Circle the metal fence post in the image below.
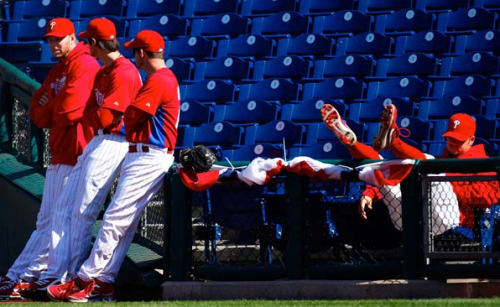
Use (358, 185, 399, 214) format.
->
(284, 172, 306, 279)
(168, 173, 192, 281)
(401, 163, 424, 279)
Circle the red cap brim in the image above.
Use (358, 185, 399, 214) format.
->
(442, 131, 469, 142)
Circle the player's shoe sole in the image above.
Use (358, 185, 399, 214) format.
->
(372, 104, 398, 151)
(321, 104, 357, 146)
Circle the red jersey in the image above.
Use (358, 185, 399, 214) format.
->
(30, 42, 99, 165)
(363, 144, 500, 229)
(124, 67, 180, 149)
(441, 144, 500, 229)
(83, 56, 142, 134)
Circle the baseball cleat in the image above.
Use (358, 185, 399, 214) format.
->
(321, 104, 357, 146)
(47, 278, 87, 302)
(0, 278, 26, 300)
(68, 279, 116, 303)
(372, 103, 399, 151)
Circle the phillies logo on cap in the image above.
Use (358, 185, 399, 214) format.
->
(50, 21, 56, 30)
(453, 120, 460, 129)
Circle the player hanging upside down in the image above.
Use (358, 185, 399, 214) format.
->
(320, 103, 500, 235)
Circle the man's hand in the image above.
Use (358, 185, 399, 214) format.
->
(38, 92, 49, 106)
(358, 195, 373, 220)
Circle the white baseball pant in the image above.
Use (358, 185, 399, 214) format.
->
(7, 164, 73, 281)
(77, 146, 174, 283)
(40, 133, 129, 281)
(376, 154, 460, 235)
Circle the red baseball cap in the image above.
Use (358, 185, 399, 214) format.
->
(43, 18, 75, 38)
(124, 30, 165, 52)
(78, 17, 116, 41)
(442, 113, 476, 142)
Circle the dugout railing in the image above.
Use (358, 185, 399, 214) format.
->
(4, 57, 500, 282)
(167, 157, 500, 281)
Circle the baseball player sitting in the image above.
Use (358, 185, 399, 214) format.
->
(26, 17, 143, 297)
(320, 103, 500, 236)
(48, 30, 179, 302)
(0, 18, 99, 300)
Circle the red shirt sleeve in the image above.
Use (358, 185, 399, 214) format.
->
(30, 80, 54, 128)
(362, 185, 383, 202)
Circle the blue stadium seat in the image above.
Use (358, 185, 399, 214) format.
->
(485, 99, 500, 119)
(432, 75, 494, 98)
(217, 34, 275, 59)
(395, 31, 453, 55)
(194, 56, 252, 81)
(366, 76, 431, 100)
(6, 17, 48, 42)
(375, 8, 435, 36)
(426, 119, 448, 143)
(183, 0, 239, 17)
(69, 0, 124, 19)
(437, 7, 497, 35)
(299, 0, 355, 16)
(427, 141, 446, 156)
(289, 141, 352, 160)
(312, 10, 373, 38)
(125, 0, 181, 18)
(276, 33, 335, 58)
(252, 55, 312, 80)
(182, 121, 244, 148)
(475, 0, 500, 11)
(167, 36, 216, 60)
(166, 57, 195, 83)
(191, 13, 250, 38)
(251, 11, 311, 37)
(0, 41, 52, 65)
(238, 78, 300, 102)
(303, 77, 365, 102)
(74, 16, 128, 39)
(244, 119, 305, 145)
(313, 55, 375, 79)
(281, 99, 347, 123)
(128, 14, 188, 39)
(415, 0, 470, 13)
(213, 100, 279, 124)
(358, 0, 413, 14)
(439, 52, 500, 78)
(475, 115, 499, 140)
(224, 143, 285, 161)
(29, 61, 55, 83)
(179, 101, 214, 126)
(241, 0, 298, 16)
(455, 30, 500, 55)
(348, 97, 416, 122)
(306, 121, 365, 144)
(374, 53, 439, 79)
(181, 79, 236, 103)
(397, 116, 433, 142)
(335, 32, 393, 57)
(418, 95, 484, 119)
(10, 0, 68, 20)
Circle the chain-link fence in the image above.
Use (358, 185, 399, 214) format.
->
(423, 174, 500, 260)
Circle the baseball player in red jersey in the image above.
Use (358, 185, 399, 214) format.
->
(48, 29, 179, 303)
(0, 18, 99, 300)
(321, 103, 500, 235)
(26, 17, 142, 295)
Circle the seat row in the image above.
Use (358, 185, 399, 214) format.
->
(177, 113, 500, 160)
(3, 0, 500, 22)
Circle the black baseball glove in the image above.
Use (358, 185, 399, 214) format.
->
(179, 145, 218, 173)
